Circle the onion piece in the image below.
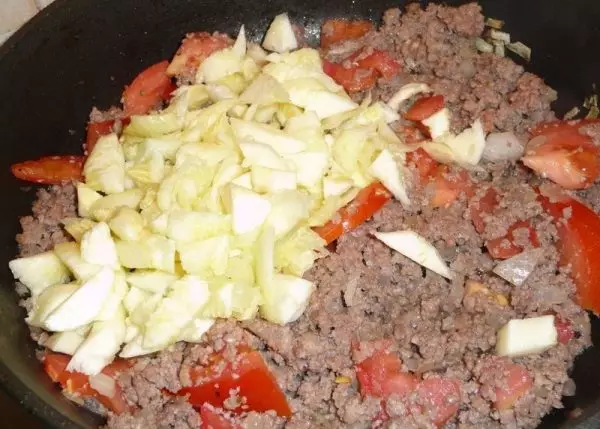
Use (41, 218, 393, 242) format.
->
(89, 372, 116, 397)
(507, 41, 531, 61)
(475, 38, 493, 53)
(483, 132, 524, 162)
(485, 17, 505, 30)
(489, 29, 511, 44)
(493, 248, 543, 286)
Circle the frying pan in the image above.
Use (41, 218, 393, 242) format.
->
(1, 0, 600, 428)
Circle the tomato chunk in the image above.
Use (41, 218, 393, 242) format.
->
(313, 182, 392, 244)
(428, 166, 474, 209)
(469, 187, 499, 234)
(406, 148, 439, 183)
(405, 95, 445, 122)
(122, 60, 174, 116)
(43, 352, 132, 414)
(322, 60, 378, 93)
(415, 377, 461, 427)
(486, 220, 540, 259)
(494, 363, 533, 411)
(11, 155, 84, 185)
(320, 19, 373, 48)
(356, 349, 418, 399)
(178, 348, 291, 417)
(85, 120, 114, 155)
(167, 32, 231, 77)
(539, 193, 600, 313)
(354, 50, 401, 80)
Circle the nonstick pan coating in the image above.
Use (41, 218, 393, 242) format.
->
(1, 0, 600, 428)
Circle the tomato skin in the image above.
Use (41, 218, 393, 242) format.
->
(322, 60, 378, 93)
(11, 155, 84, 184)
(355, 50, 401, 80)
(524, 120, 600, 190)
(320, 19, 373, 48)
(405, 95, 445, 122)
(539, 193, 600, 314)
(178, 348, 291, 418)
(486, 220, 539, 259)
(415, 377, 461, 427)
(313, 182, 392, 244)
(43, 352, 132, 415)
(122, 60, 174, 116)
(85, 120, 114, 155)
(469, 188, 499, 234)
(167, 32, 231, 77)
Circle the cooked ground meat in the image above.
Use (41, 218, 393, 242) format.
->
(14, 3, 594, 429)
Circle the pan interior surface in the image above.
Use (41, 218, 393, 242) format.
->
(1, 0, 600, 428)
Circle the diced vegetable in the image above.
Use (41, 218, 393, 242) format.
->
(83, 134, 126, 194)
(167, 32, 231, 77)
(76, 183, 102, 218)
(229, 185, 272, 234)
(108, 207, 146, 241)
(496, 315, 558, 357)
(263, 13, 298, 53)
(483, 132, 525, 162)
(54, 241, 101, 282)
(90, 189, 145, 222)
(80, 222, 119, 268)
(44, 267, 115, 332)
(45, 330, 87, 356)
(9, 251, 70, 296)
(260, 274, 314, 325)
(85, 120, 116, 156)
(368, 149, 410, 206)
(63, 218, 97, 242)
(374, 231, 453, 279)
(486, 220, 539, 260)
(26, 283, 80, 328)
(387, 83, 431, 111)
(405, 95, 445, 122)
(125, 270, 177, 294)
(493, 248, 543, 286)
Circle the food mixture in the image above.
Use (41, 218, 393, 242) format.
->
(9, 3, 600, 429)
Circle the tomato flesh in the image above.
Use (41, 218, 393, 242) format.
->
(313, 182, 392, 244)
(179, 348, 291, 417)
(43, 352, 132, 414)
(494, 363, 533, 411)
(554, 316, 575, 344)
(539, 193, 600, 313)
(11, 155, 84, 185)
(486, 220, 540, 259)
(415, 377, 461, 427)
(122, 60, 174, 116)
(428, 166, 473, 208)
(405, 95, 445, 122)
(167, 32, 231, 76)
(320, 19, 373, 48)
(469, 188, 499, 234)
(523, 120, 600, 189)
(354, 50, 401, 79)
(322, 60, 378, 93)
(356, 349, 418, 399)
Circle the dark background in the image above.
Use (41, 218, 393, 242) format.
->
(1, 388, 43, 428)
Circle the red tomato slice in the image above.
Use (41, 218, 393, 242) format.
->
(539, 193, 600, 313)
(554, 316, 575, 344)
(493, 363, 533, 411)
(415, 377, 461, 427)
(406, 148, 439, 183)
(522, 130, 600, 190)
(355, 50, 401, 80)
(486, 220, 540, 259)
(122, 60, 174, 116)
(167, 32, 231, 77)
(320, 19, 373, 49)
(529, 119, 600, 138)
(200, 405, 236, 429)
(469, 187, 499, 234)
(85, 120, 114, 155)
(405, 95, 445, 122)
(43, 352, 132, 414)
(313, 182, 392, 244)
(11, 155, 84, 185)
(178, 348, 291, 417)
(322, 60, 378, 93)
(428, 166, 474, 208)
